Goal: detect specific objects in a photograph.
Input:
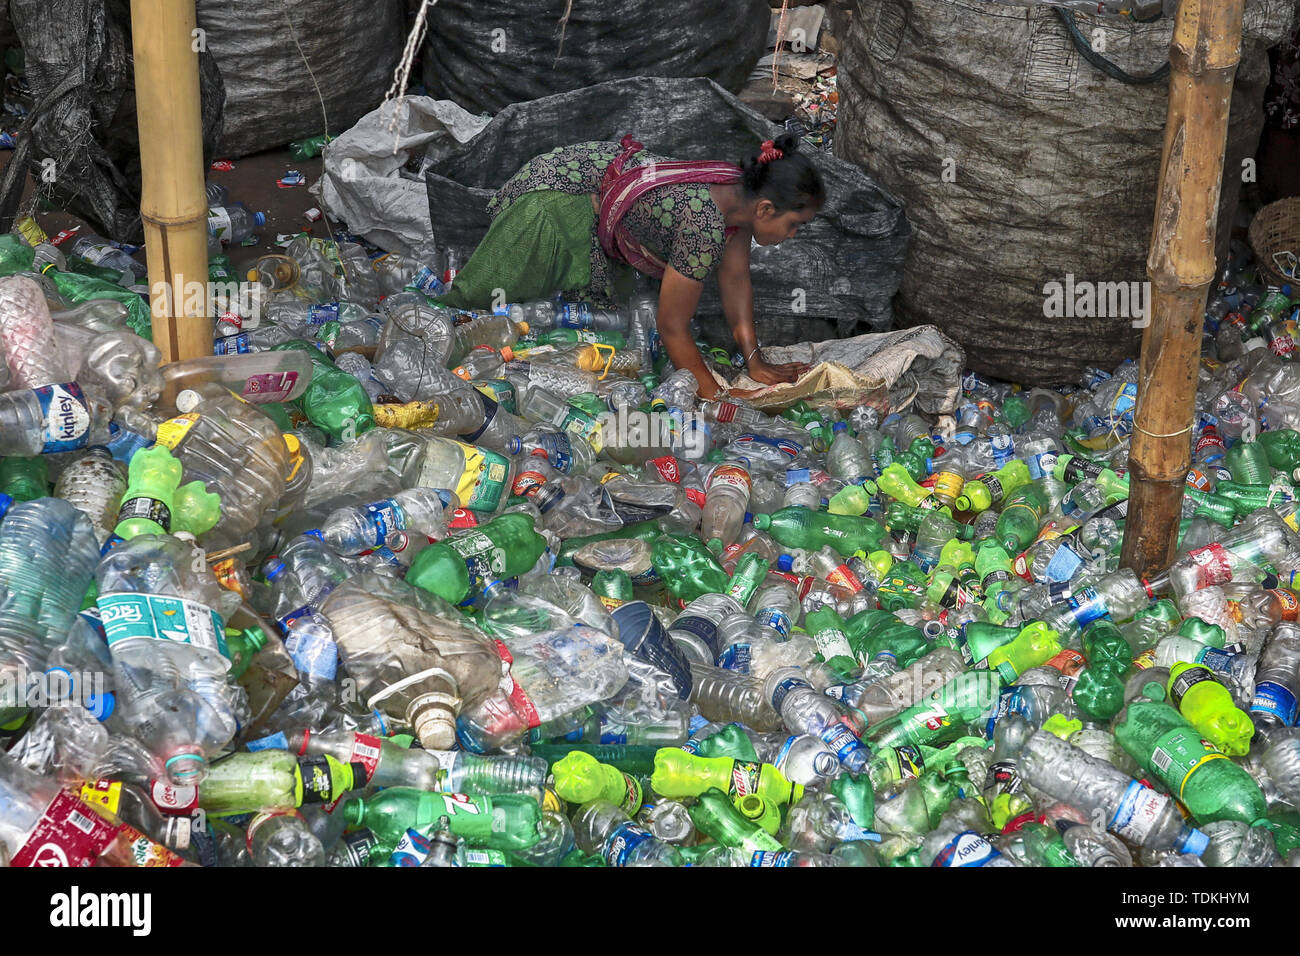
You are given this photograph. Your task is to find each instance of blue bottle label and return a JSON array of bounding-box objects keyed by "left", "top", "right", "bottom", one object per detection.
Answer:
[
  {"left": 670, "top": 614, "right": 722, "bottom": 659},
  {"left": 716, "top": 642, "right": 752, "bottom": 672},
  {"left": 363, "top": 499, "right": 407, "bottom": 546},
  {"left": 933, "top": 830, "right": 1000, "bottom": 867},
  {"left": 1043, "top": 544, "right": 1085, "bottom": 584},
  {"left": 284, "top": 628, "right": 339, "bottom": 680},
  {"left": 1067, "top": 587, "right": 1108, "bottom": 627},
  {"left": 603, "top": 821, "right": 654, "bottom": 867},
  {"left": 307, "top": 302, "right": 339, "bottom": 325},
  {"left": 214, "top": 333, "right": 251, "bottom": 354},
  {"left": 755, "top": 607, "right": 791, "bottom": 638},
  {"left": 1250, "top": 681, "right": 1299, "bottom": 725},
  {"left": 1027, "top": 452, "right": 1058, "bottom": 481},
  {"left": 246, "top": 731, "right": 290, "bottom": 752},
  {"left": 751, "top": 851, "right": 795, "bottom": 867},
  {"left": 770, "top": 676, "right": 810, "bottom": 712},
  {"left": 34, "top": 382, "right": 91, "bottom": 453}
]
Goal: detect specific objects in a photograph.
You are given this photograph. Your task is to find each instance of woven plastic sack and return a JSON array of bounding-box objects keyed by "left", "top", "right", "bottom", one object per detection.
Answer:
[
  {"left": 421, "top": 0, "right": 771, "bottom": 116},
  {"left": 837, "top": 0, "right": 1295, "bottom": 385},
  {"left": 195, "top": 0, "right": 407, "bottom": 159},
  {"left": 0, "top": 0, "right": 225, "bottom": 243}
]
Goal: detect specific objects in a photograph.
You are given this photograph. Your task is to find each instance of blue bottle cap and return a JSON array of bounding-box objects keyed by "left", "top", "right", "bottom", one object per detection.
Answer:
[
  {"left": 743, "top": 511, "right": 754, "bottom": 524},
  {"left": 777, "top": 554, "right": 795, "bottom": 573},
  {"left": 303, "top": 529, "right": 325, "bottom": 542},
  {"left": 264, "top": 557, "right": 286, "bottom": 581},
  {"left": 1177, "top": 826, "right": 1210, "bottom": 858},
  {"left": 254, "top": 211, "right": 267, "bottom": 226},
  {"left": 832, "top": 422, "right": 848, "bottom": 433}
]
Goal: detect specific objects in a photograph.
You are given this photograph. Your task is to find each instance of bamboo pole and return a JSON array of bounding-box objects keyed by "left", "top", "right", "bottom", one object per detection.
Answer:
[
  {"left": 130, "top": 0, "right": 211, "bottom": 362},
  {"left": 1120, "top": 0, "right": 1246, "bottom": 578}
]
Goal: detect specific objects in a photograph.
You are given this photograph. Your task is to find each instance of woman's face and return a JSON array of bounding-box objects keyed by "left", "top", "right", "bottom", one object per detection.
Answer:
[{"left": 752, "top": 200, "right": 819, "bottom": 246}]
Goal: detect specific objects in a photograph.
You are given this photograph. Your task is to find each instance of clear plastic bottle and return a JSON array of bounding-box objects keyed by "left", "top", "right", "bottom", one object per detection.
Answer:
[
  {"left": 700, "top": 462, "right": 752, "bottom": 549},
  {"left": 318, "top": 488, "right": 449, "bottom": 555},
  {"left": 246, "top": 810, "right": 324, "bottom": 867},
  {"left": 0, "top": 498, "right": 99, "bottom": 680},
  {"left": 153, "top": 381, "right": 290, "bottom": 550},
  {"left": 1251, "top": 623, "right": 1300, "bottom": 727},
  {"left": 53, "top": 446, "right": 126, "bottom": 545},
  {"left": 1020, "top": 730, "right": 1208, "bottom": 855},
  {"left": 0, "top": 275, "right": 70, "bottom": 388},
  {"left": 97, "top": 534, "right": 245, "bottom": 783},
  {"left": 688, "top": 662, "right": 784, "bottom": 732},
  {"left": 207, "top": 203, "right": 266, "bottom": 246},
  {"left": 763, "top": 666, "right": 869, "bottom": 772},
  {"left": 572, "top": 799, "right": 683, "bottom": 867}
]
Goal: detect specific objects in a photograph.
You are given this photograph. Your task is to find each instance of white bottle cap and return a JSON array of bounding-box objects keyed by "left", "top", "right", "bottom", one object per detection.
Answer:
[{"left": 176, "top": 389, "right": 201, "bottom": 413}]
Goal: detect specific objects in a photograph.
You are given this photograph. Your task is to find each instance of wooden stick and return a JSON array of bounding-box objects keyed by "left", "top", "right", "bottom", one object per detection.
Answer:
[
  {"left": 130, "top": 0, "right": 213, "bottom": 362},
  {"left": 1121, "top": 0, "right": 1247, "bottom": 578}
]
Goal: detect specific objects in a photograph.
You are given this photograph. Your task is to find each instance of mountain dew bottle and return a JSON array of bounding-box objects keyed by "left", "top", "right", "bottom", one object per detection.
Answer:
[
  {"left": 198, "top": 750, "right": 364, "bottom": 815},
  {"left": 115, "top": 444, "right": 182, "bottom": 538},
  {"left": 877, "top": 463, "right": 938, "bottom": 509},
  {"left": 1114, "top": 701, "right": 1267, "bottom": 825},
  {"left": 749, "top": 507, "right": 886, "bottom": 556},
  {"left": 867, "top": 669, "right": 1002, "bottom": 749},
  {"left": 690, "top": 788, "right": 782, "bottom": 852},
  {"left": 955, "top": 459, "right": 1030, "bottom": 513},
  {"left": 1166, "top": 662, "right": 1255, "bottom": 757},
  {"left": 551, "top": 751, "right": 642, "bottom": 813},
  {"left": 986, "top": 621, "right": 1061, "bottom": 684},
  {"left": 650, "top": 749, "right": 802, "bottom": 806},
  {"left": 804, "top": 606, "right": 857, "bottom": 676}
]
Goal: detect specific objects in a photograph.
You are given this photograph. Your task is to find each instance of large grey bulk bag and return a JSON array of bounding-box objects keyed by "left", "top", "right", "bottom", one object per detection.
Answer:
[
  {"left": 0, "top": 0, "right": 225, "bottom": 243},
  {"left": 837, "top": 0, "right": 1295, "bottom": 385},
  {"left": 196, "top": 0, "right": 406, "bottom": 159},
  {"left": 420, "top": 0, "right": 771, "bottom": 115},
  {"left": 423, "top": 76, "right": 911, "bottom": 346}
]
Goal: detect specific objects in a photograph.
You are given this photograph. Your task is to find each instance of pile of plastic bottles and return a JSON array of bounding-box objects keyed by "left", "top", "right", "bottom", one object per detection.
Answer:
[{"left": 2, "top": 219, "right": 1300, "bottom": 870}]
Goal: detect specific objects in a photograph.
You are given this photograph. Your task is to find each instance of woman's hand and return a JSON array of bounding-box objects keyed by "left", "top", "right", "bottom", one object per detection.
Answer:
[{"left": 745, "top": 357, "right": 810, "bottom": 387}]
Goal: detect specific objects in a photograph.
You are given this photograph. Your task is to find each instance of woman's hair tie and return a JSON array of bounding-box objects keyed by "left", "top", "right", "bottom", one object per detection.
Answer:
[{"left": 758, "top": 140, "right": 784, "bottom": 164}]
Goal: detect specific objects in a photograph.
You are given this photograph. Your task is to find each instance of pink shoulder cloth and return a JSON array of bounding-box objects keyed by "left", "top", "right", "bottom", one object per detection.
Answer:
[{"left": 597, "top": 135, "right": 741, "bottom": 279}]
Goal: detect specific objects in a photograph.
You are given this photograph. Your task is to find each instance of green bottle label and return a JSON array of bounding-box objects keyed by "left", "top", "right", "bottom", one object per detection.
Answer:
[
  {"left": 1147, "top": 726, "right": 1227, "bottom": 801},
  {"left": 813, "top": 625, "right": 854, "bottom": 663}
]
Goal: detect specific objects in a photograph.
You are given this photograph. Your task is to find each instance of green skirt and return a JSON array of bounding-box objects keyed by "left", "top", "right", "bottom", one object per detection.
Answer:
[{"left": 436, "top": 189, "right": 616, "bottom": 311}]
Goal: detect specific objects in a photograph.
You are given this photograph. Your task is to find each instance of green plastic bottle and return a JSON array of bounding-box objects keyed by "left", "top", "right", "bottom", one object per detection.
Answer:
[
  {"left": 527, "top": 743, "right": 660, "bottom": 776},
  {"left": 804, "top": 605, "right": 858, "bottom": 676},
  {"left": 693, "top": 724, "right": 759, "bottom": 762},
  {"left": 843, "top": 608, "right": 929, "bottom": 669},
  {"left": 1020, "top": 821, "right": 1082, "bottom": 867},
  {"left": 867, "top": 670, "right": 1002, "bottom": 749},
  {"left": 650, "top": 533, "right": 729, "bottom": 602},
  {"left": 591, "top": 569, "right": 634, "bottom": 611},
  {"left": 0, "top": 456, "right": 47, "bottom": 501},
  {"left": 1258, "top": 428, "right": 1300, "bottom": 475},
  {"left": 650, "top": 749, "right": 802, "bottom": 806},
  {"left": 1114, "top": 701, "right": 1267, "bottom": 825},
  {"left": 556, "top": 520, "right": 663, "bottom": 566},
  {"left": 198, "top": 750, "right": 363, "bottom": 815},
  {"left": 750, "top": 506, "right": 887, "bottom": 556},
  {"left": 688, "top": 787, "right": 782, "bottom": 852},
  {"left": 996, "top": 484, "right": 1048, "bottom": 553},
  {"left": 342, "top": 788, "right": 541, "bottom": 852},
  {"left": 407, "top": 512, "right": 548, "bottom": 604},
  {"left": 272, "top": 340, "right": 375, "bottom": 441},
  {"left": 956, "top": 459, "right": 1031, "bottom": 513},
  {"left": 724, "top": 552, "right": 770, "bottom": 606},
  {"left": 551, "top": 751, "right": 642, "bottom": 813}
]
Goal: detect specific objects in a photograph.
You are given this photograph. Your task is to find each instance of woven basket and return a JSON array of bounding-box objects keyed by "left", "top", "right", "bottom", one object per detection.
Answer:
[{"left": 1249, "top": 197, "right": 1300, "bottom": 287}]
